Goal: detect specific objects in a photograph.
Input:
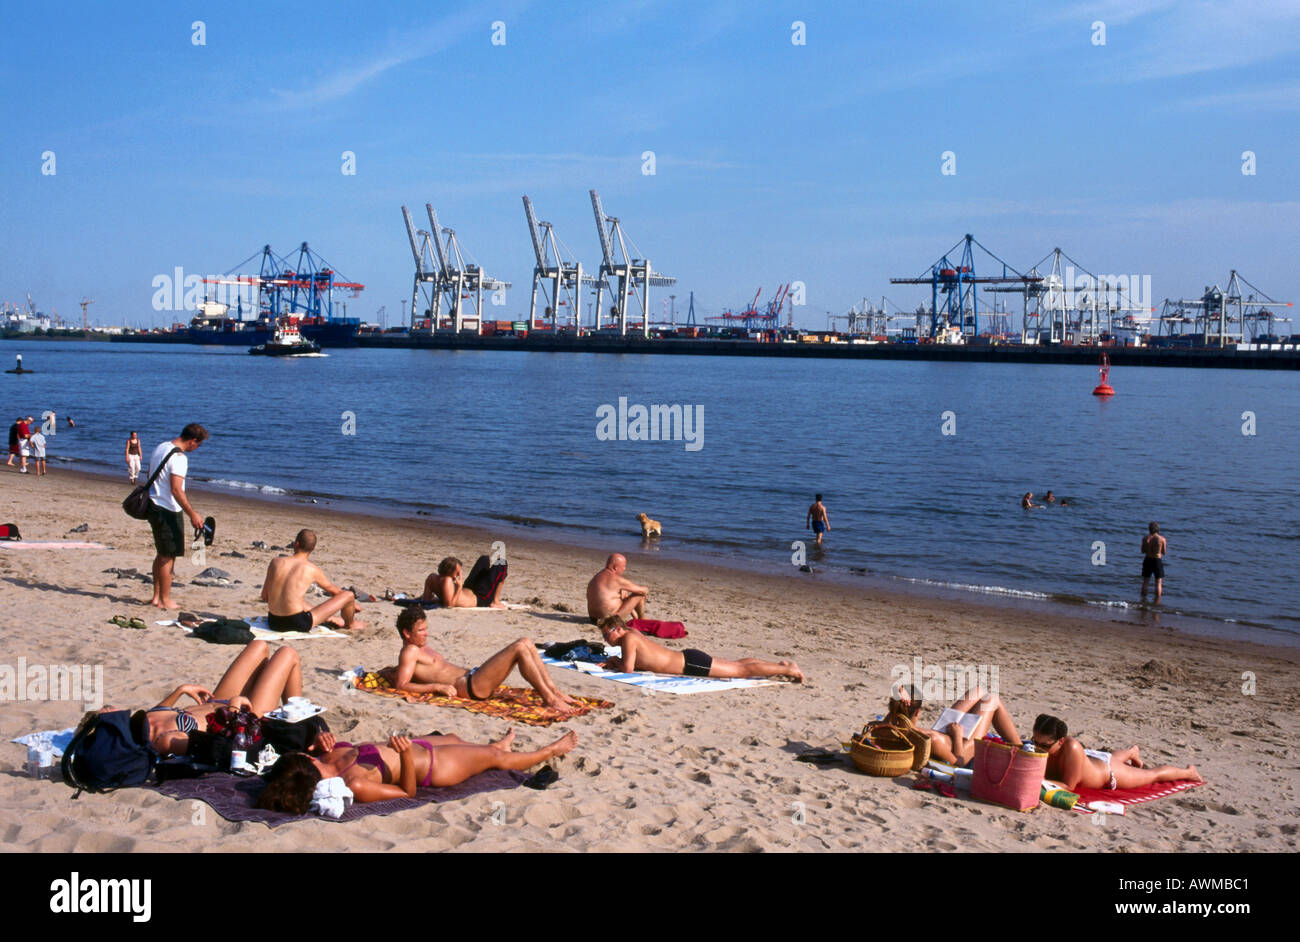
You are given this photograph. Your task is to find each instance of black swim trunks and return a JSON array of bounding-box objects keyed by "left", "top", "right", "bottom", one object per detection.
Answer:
[
  {"left": 464, "top": 554, "right": 507, "bottom": 607},
  {"left": 681, "top": 648, "right": 713, "bottom": 678},
  {"left": 1141, "top": 557, "right": 1165, "bottom": 579},
  {"left": 147, "top": 501, "right": 186, "bottom": 558},
  {"left": 463, "top": 667, "right": 491, "bottom": 700},
  {"left": 267, "top": 611, "right": 314, "bottom": 632}
]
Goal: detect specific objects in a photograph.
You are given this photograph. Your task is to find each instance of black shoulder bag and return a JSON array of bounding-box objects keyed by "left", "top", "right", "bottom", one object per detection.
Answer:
[{"left": 123, "top": 447, "right": 180, "bottom": 520}]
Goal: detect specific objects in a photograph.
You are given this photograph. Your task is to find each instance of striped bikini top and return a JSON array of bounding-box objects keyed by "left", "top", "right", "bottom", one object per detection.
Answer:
[{"left": 148, "top": 706, "right": 198, "bottom": 734}]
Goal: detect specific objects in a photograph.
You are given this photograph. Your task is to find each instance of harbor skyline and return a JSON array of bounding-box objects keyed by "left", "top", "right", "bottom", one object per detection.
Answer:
[{"left": 2, "top": 1, "right": 1298, "bottom": 328}]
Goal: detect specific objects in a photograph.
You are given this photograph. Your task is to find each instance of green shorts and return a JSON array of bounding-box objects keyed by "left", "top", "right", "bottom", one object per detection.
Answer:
[{"left": 147, "top": 502, "right": 186, "bottom": 558}]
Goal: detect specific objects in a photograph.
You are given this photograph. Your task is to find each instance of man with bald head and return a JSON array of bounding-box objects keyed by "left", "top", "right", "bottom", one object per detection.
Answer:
[
  {"left": 261, "top": 528, "right": 365, "bottom": 631},
  {"left": 586, "top": 553, "right": 650, "bottom": 624}
]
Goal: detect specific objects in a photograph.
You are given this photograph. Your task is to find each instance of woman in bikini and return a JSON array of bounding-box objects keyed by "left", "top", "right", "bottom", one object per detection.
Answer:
[
  {"left": 1030, "top": 714, "right": 1202, "bottom": 792},
  {"left": 256, "top": 728, "right": 578, "bottom": 812},
  {"left": 125, "top": 640, "right": 304, "bottom": 757},
  {"left": 885, "top": 683, "right": 1023, "bottom": 766}
]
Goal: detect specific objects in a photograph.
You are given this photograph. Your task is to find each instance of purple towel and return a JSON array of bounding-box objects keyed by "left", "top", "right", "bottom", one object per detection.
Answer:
[{"left": 149, "top": 770, "right": 526, "bottom": 828}]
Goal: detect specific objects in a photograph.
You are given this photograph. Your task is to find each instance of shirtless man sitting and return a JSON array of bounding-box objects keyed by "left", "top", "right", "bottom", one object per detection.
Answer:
[
  {"left": 597, "top": 616, "right": 803, "bottom": 682},
  {"left": 383, "top": 607, "right": 581, "bottom": 713},
  {"left": 586, "top": 553, "right": 649, "bottom": 624},
  {"left": 260, "top": 529, "right": 364, "bottom": 631}
]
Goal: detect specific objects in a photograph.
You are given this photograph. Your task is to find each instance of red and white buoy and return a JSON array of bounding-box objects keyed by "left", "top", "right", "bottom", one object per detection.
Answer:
[{"left": 1092, "top": 352, "right": 1115, "bottom": 397}]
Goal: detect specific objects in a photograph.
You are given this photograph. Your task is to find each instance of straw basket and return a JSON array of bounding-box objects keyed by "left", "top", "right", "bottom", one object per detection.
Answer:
[
  {"left": 885, "top": 712, "right": 932, "bottom": 771},
  {"left": 849, "top": 723, "right": 915, "bottom": 777}
]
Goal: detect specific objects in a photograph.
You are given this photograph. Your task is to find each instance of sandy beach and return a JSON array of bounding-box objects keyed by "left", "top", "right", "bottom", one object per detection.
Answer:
[{"left": 1, "top": 468, "right": 1296, "bottom": 853}]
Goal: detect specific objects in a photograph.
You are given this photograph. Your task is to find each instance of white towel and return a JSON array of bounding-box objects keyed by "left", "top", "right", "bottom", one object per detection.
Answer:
[{"left": 310, "top": 777, "right": 354, "bottom": 819}]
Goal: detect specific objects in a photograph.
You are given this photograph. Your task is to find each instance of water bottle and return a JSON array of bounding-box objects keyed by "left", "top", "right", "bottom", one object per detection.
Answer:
[{"left": 231, "top": 726, "right": 248, "bottom": 772}]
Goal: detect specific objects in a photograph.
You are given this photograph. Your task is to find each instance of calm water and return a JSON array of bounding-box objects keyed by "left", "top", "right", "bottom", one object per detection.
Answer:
[{"left": 5, "top": 340, "right": 1298, "bottom": 639}]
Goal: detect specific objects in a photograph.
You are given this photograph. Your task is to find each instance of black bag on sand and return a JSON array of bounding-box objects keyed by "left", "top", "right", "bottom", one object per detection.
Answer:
[
  {"left": 261, "top": 715, "right": 330, "bottom": 755},
  {"left": 0, "top": 522, "right": 20, "bottom": 541},
  {"left": 123, "top": 447, "right": 180, "bottom": 520},
  {"left": 191, "top": 618, "right": 254, "bottom": 645},
  {"left": 61, "top": 710, "right": 156, "bottom": 795}
]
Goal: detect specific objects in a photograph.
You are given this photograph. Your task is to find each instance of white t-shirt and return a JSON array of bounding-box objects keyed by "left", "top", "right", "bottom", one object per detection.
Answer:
[
  {"left": 147, "top": 441, "right": 189, "bottom": 512},
  {"left": 29, "top": 432, "right": 46, "bottom": 458}
]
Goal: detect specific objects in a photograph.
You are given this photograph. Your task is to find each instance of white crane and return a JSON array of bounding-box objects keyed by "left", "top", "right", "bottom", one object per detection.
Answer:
[
  {"left": 401, "top": 206, "right": 439, "bottom": 330},
  {"left": 589, "top": 189, "right": 675, "bottom": 338},
  {"left": 523, "top": 195, "right": 595, "bottom": 330},
  {"left": 424, "top": 203, "right": 511, "bottom": 334}
]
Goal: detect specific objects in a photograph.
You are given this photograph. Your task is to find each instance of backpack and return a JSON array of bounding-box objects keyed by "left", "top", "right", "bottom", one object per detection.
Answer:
[
  {"left": 0, "top": 522, "right": 20, "bottom": 541},
  {"left": 61, "top": 710, "right": 156, "bottom": 795}
]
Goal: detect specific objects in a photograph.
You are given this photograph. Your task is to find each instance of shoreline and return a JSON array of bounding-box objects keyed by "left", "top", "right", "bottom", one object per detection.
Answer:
[
  {"left": 42, "top": 463, "right": 1300, "bottom": 652},
  {"left": 1, "top": 467, "right": 1296, "bottom": 852}
]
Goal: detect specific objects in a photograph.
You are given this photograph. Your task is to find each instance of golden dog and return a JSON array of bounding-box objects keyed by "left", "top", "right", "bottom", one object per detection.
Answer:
[{"left": 637, "top": 512, "right": 662, "bottom": 538}]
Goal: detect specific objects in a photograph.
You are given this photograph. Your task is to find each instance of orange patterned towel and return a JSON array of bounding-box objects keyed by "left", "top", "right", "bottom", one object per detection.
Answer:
[{"left": 354, "top": 671, "right": 613, "bottom": 727}]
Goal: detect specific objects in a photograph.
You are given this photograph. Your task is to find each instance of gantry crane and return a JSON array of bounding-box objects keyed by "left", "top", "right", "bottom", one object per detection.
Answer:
[
  {"left": 523, "top": 196, "right": 595, "bottom": 329},
  {"left": 890, "top": 234, "right": 1041, "bottom": 340},
  {"left": 1176, "top": 270, "right": 1292, "bottom": 347},
  {"left": 401, "top": 206, "right": 440, "bottom": 328},
  {"left": 413, "top": 204, "right": 512, "bottom": 333},
  {"left": 590, "top": 189, "right": 676, "bottom": 337},
  {"left": 201, "top": 243, "right": 364, "bottom": 324}
]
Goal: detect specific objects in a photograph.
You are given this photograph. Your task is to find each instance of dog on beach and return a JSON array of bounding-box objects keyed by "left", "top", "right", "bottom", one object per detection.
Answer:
[{"left": 637, "top": 513, "right": 662, "bottom": 538}]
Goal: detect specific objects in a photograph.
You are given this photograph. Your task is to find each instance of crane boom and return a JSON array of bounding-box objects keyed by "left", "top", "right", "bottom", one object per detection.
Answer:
[
  {"left": 590, "top": 189, "right": 614, "bottom": 268},
  {"left": 401, "top": 206, "right": 424, "bottom": 273},
  {"left": 425, "top": 204, "right": 449, "bottom": 275},
  {"left": 522, "top": 196, "right": 546, "bottom": 267}
]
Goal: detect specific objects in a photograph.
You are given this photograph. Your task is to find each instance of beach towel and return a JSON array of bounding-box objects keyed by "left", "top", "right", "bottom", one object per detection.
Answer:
[
  {"left": 148, "top": 768, "right": 527, "bottom": 827},
  {"left": 157, "top": 616, "right": 347, "bottom": 640},
  {"left": 539, "top": 648, "right": 788, "bottom": 695},
  {"left": 1072, "top": 779, "right": 1205, "bottom": 812},
  {"left": 627, "top": 618, "right": 687, "bottom": 639},
  {"left": 0, "top": 541, "right": 110, "bottom": 550},
  {"left": 351, "top": 670, "right": 613, "bottom": 726}
]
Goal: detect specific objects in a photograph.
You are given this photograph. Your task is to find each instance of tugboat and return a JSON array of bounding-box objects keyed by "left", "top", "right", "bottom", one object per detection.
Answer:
[{"left": 248, "top": 316, "right": 322, "bottom": 357}]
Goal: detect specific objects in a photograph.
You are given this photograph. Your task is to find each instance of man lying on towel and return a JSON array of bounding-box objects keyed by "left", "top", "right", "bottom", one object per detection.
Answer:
[
  {"left": 382, "top": 607, "right": 582, "bottom": 714},
  {"left": 597, "top": 616, "right": 804, "bottom": 682},
  {"left": 261, "top": 529, "right": 365, "bottom": 631},
  {"left": 421, "top": 554, "right": 508, "bottom": 608}
]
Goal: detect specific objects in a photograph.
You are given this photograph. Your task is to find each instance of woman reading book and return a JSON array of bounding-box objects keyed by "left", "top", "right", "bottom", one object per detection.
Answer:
[{"left": 886, "top": 684, "right": 1023, "bottom": 766}]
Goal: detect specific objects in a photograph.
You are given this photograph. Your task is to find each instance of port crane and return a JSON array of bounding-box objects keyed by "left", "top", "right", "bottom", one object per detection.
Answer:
[
  {"left": 890, "top": 234, "right": 1042, "bottom": 340},
  {"left": 590, "top": 189, "right": 676, "bottom": 337},
  {"left": 401, "top": 206, "right": 440, "bottom": 327},
  {"left": 422, "top": 204, "right": 511, "bottom": 334},
  {"left": 1174, "top": 270, "right": 1292, "bottom": 347},
  {"left": 523, "top": 196, "right": 595, "bottom": 330},
  {"left": 201, "top": 244, "right": 364, "bottom": 323}
]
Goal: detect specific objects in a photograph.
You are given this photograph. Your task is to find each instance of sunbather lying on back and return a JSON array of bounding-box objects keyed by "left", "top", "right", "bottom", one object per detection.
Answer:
[
  {"left": 109, "top": 640, "right": 310, "bottom": 757},
  {"left": 885, "top": 683, "right": 1023, "bottom": 767},
  {"left": 597, "top": 616, "right": 803, "bottom": 682},
  {"left": 380, "top": 607, "right": 582, "bottom": 714},
  {"left": 1030, "top": 714, "right": 1202, "bottom": 792},
  {"left": 256, "top": 728, "right": 577, "bottom": 812}
]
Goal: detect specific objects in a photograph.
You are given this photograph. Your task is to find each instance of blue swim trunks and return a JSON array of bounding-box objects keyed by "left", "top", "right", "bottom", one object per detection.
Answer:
[{"left": 812, "top": 520, "right": 827, "bottom": 534}]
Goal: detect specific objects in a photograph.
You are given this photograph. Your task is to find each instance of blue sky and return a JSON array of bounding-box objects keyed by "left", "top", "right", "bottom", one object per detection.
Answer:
[{"left": 1, "top": 0, "right": 1297, "bottom": 329}]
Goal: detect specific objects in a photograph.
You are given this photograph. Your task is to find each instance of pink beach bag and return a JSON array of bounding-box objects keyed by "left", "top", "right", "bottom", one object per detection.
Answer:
[{"left": 970, "top": 739, "right": 1047, "bottom": 812}]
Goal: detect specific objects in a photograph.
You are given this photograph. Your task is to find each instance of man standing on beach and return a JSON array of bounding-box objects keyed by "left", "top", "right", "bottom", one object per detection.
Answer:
[
  {"left": 1140, "top": 522, "right": 1167, "bottom": 602},
  {"left": 587, "top": 553, "right": 649, "bottom": 624},
  {"left": 806, "top": 494, "right": 830, "bottom": 545},
  {"left": 14, "top": 416, "right": 31, "bottom": 473},
  {"left": 6, "top": 418, "right": 19, "bottom": 469},
  {"left": 28, "top": 426, "right": 46, "bottom": 476},
  {"left": 261, "top": 529, "right": 364, "bottom": 630},
  {"left": 146, "top": 423, "right": 208, "bottom": 610}
]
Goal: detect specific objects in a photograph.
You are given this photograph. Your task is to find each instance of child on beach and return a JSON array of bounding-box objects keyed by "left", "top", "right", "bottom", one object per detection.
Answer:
[
  {"left": 256, "top": 728, "right": 577, "bottom": 811},
  {"left": 383, "top": 607, "right": 583, "bottom": 713}
]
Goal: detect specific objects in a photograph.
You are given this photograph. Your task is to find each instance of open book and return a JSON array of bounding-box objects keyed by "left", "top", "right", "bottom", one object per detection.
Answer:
[{"left": 932, "top": 708, "right": 980, "bottom": 738}]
